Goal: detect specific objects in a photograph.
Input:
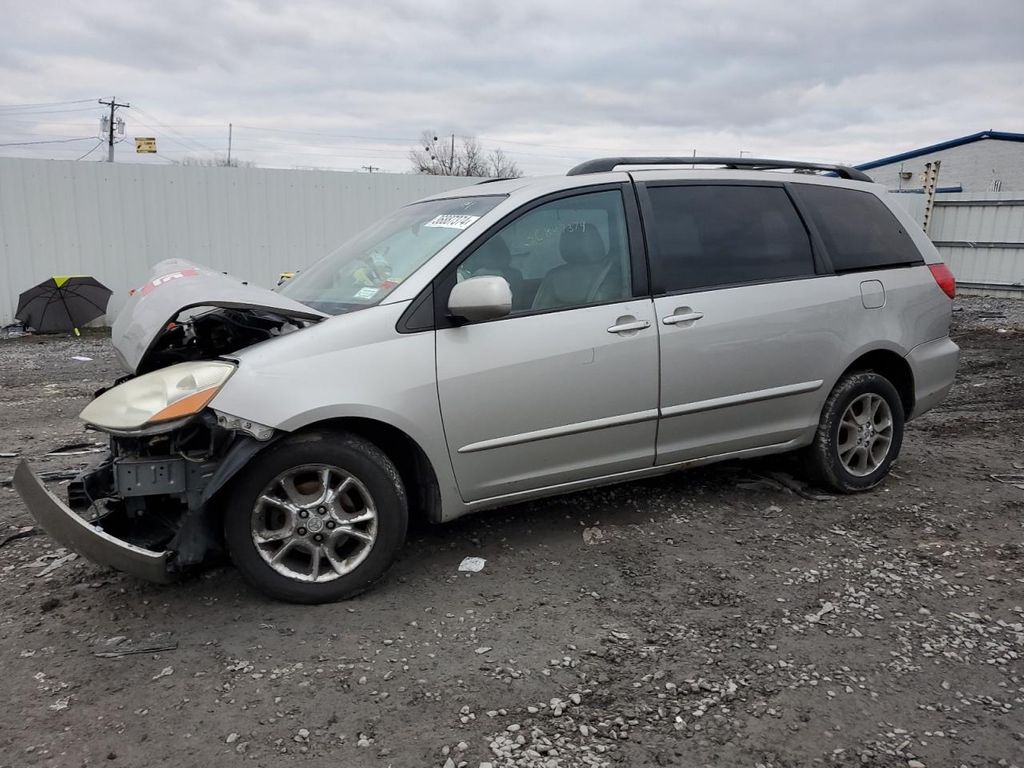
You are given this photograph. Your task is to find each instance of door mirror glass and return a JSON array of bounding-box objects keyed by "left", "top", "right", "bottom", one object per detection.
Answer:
[{"left": 447, "top": 276, "right": 512, "bottom": 323}]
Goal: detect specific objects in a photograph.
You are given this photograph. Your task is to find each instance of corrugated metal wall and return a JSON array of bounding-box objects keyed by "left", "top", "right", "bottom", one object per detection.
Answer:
[
  {"left": 0, "top": 158, "right": 478, "bottom": 325},
  {"left": 889, "top": 191, "right": 1024, "bottom": 293}
]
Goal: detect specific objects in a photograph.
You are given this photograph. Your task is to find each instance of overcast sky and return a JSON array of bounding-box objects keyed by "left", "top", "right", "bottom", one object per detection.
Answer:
[{"left": 1, "top": 0, "right": 1022, "bottom": 175}]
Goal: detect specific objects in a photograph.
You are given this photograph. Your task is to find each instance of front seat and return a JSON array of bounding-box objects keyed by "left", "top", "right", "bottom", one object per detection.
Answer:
[
  {"left": 470, "top": 235, "right": 525, "bottom": 305},
  {"left": 531, "top": 223, "right": 612, "bottom": 310}
]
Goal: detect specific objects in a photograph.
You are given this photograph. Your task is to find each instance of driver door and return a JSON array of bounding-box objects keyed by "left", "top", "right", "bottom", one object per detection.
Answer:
[{"left": 434, "top": 186, "right": 660, "bottom": 502}]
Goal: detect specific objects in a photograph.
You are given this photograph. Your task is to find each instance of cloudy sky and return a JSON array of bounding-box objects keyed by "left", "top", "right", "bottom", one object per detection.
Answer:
[{"left": 1, "top": 0, "right": 1022, "bottom": 175}]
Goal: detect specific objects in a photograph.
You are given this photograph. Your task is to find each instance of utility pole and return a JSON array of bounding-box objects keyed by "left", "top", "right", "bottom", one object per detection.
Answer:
[
  {"left": 450, "top": 133, "right": 455, "bottom": 174},
  {"left": 227, "top": 123, "right": 233, "bottom": 167},
  {"left": 361, "top": 165, "right": 381, "bottom": 173},
  {"left": 98, "top": 97, "right": 129, "bottom": 163}
]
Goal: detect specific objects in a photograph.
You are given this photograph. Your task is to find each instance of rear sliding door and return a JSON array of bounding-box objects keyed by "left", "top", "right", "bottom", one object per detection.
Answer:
[{"left": 636, "top": 181, "right": 851, "bottom": 464}]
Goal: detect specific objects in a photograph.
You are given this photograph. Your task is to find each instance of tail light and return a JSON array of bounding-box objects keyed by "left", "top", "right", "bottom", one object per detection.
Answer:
[{"left": 928, "top": 263, "right": 956, "bottom": 299}]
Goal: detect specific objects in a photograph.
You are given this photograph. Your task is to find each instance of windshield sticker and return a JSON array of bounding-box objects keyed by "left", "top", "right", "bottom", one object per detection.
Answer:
[
  {"left": 424, "top": 214, "right": 481, "bottom": 230},
  {"left": 354, "top": 286, "right": 379, "bottom": 300}
]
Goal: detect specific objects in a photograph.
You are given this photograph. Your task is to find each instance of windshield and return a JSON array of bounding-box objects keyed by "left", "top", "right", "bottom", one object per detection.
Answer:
[{"left": 278, "top": 195, "right": 504, "bottom": 314}]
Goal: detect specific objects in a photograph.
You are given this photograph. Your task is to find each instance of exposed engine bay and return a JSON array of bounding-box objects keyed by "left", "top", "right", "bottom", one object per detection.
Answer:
[{"left": 136, "top": 306, "right": 313, "bottom": 374}]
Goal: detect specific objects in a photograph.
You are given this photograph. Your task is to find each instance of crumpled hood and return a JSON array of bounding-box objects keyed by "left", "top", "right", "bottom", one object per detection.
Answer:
[{"left": 112, "top": 259, "right": 326, "bottom": 373}]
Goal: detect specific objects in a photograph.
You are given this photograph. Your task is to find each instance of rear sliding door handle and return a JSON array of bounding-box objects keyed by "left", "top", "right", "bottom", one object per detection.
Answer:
[
  {"left": 606, "top": 319, "right": 651, "bottom": 334},
  {"left": 662, "top": 311, "right": 704, "bottom": 325}
]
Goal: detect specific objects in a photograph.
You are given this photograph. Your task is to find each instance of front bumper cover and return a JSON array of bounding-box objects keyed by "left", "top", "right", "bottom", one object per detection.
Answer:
[{"left": 13, "top": 460, "right": 172, "bottom": 583}]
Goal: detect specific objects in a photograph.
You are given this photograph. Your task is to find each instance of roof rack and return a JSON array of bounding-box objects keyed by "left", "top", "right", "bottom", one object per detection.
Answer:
[{"left": 566, "top": 156, "right": 872, "bottom": 182}]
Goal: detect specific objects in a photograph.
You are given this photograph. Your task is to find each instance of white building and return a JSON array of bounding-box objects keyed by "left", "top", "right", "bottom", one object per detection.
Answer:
[{"left": 856, "top": 130, "right": 1024, "bottom": 193}]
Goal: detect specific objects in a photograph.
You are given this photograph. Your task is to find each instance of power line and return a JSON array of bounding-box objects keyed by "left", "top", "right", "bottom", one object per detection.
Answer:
[
  {"left": 0, "top": 106, "right": 100, "bottom": 117},
  {"left": 0, "top": 99, "right": 95, "bottom": 110},
  {"left": 132, "top": 105, "right": 216, "bottom": 153},
  {"left": 234, "top": 125, "right": 419, "bottom": 143},
  {"left": 75, "top": 139, "right": 105, "bottom": 160},
  {"left": 0, "top": 136, "right": 95, "bottom": 147}
]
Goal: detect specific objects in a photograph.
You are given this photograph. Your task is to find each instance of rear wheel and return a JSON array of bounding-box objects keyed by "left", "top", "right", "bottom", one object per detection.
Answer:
[
  {"left": 224, "top": 432, "right": 407, "bottom": 603},
  {"left": 803, "top": 372, "right": 905, "bottom": 493}
]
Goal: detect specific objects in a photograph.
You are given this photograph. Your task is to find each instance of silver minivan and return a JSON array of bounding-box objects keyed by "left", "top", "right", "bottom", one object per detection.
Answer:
[{"left": 14, "top": 157, "right": 960, "bottom": 603}]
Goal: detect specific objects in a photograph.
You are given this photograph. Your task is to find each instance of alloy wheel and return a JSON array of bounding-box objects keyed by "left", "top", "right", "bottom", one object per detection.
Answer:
[
  {"left": 837, "top": 393, "right": 894, "bottom": 477},
  {"left": 251, "top": 464, "right": 378, "bottom": 583}
]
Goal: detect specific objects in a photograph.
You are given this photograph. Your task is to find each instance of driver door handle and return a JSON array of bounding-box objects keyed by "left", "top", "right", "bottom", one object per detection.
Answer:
[{"left": 606, "top": 319, "right": 651, "bottom": 334}]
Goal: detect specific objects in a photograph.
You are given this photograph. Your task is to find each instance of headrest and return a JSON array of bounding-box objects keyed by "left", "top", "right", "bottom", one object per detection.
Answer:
[
  {"left": 473, "top": 235, "right": 512, "bottom": 268},
  {"left": 559, "top": 223, "right": 606, "bottom": 265}
]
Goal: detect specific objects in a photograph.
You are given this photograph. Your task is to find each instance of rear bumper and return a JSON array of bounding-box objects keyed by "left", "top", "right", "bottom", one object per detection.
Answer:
[
  {"left": 12, "top": 460, "right": 172, "bottom": 583},
  {"left": 906, "top": 336, "right": 960, "bottom": 419}
]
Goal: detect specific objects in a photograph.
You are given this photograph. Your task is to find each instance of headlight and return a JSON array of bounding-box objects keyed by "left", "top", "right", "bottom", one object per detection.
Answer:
[{"left": 80, "top": 361, "right": 236, "bottom": 434}]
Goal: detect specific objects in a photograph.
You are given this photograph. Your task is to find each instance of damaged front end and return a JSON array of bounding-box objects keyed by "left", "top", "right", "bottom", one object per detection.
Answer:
[
  {"left": 14, "top": 260, "right": 322, "bottom": 582},
  {"left": 13, "top": 415, "right": 261, "bottom": 582}
]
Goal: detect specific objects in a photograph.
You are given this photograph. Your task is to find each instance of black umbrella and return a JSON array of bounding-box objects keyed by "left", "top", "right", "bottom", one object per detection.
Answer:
[{"left": 15, "top": 276, "right": 113, "bottom": 335}]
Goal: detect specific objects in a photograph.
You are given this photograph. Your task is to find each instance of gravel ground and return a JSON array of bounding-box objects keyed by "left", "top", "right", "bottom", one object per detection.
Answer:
[{"left": 0, "top": 296, "right": 1022, "bottom": 768}]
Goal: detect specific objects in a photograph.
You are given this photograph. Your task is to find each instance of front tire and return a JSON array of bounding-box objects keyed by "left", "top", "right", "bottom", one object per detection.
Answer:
[
  {"left": 803, "top": 372, "right": 905, "bottom": 493},
  {"left": 224, "top": 431, "right": 407, "bottom": 603}
]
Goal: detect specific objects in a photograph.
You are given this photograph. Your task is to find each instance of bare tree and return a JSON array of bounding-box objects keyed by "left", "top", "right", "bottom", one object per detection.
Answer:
[
  {"left": 179, "top": 153, "right": 255, "bottom": 168},
  {"left": 410, "top": 132, "right": 522, "bottom": 178}
]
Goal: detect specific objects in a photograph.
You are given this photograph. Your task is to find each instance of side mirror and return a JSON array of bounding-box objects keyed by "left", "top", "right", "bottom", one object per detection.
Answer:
[{"left": 447, "top": 276, "right": 512, "bottom": 323}]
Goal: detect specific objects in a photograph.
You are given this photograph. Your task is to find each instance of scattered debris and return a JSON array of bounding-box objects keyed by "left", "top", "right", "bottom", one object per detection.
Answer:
[
  {"left": 582, "top": 526, "right": 605, "bottom": 545},
  {"left": 151, "top": 666, "right": 174, "bottom": 681},
  {"left": 0, "top": 322, "right": 29, "bottom": 338},
  {"left": 989, "top": 473, "right": 1024, "bottom": 489},
  {"left": 94, "top": 641, "right": 179, "bottom": 658},
  {"left": 48, "top": 696, "right": 71, "bottom": 712},
  {"left": 46, "top": 441, "right": 104, "bottom": 456},
  {"left": 36, "top": 552, "right": 78, "bottom": 577},
  {"left": 458, "top": 556, "right": 487, "bottom": 573},
  {"left": 70, "top": 356, "right": 93, "bottom": 362},
  {"left": 3, "top": 469, "right": 79, "bottom": 487},
  {"left": 0, "top": 526, "right": 39, "bottom": 548},
  {"left": 760, "top": 471, "right": 835, "bottom": 501},
  {"left": 0, "top": 452, "right": 18, "bottom": 458},
  {"left": 474, "top": 646, "right": 492, "bottom": 655},
  {"left": 804, "top": 600, "right": 836, "bottom": 624}
]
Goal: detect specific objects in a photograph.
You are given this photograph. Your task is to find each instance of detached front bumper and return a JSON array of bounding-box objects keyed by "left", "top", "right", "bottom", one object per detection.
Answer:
[{"left": 12, "top": 460, "right": 172, "bottom": 583}]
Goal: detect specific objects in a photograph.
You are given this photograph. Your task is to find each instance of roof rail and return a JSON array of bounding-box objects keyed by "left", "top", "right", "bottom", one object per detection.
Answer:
[{"left": 566, "top": 156, "right": 873, "bottom": 182}]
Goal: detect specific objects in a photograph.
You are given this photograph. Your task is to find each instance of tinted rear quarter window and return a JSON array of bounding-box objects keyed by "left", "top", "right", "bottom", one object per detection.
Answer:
[
  {"left": 794, "top": 185, "right": 923, "bottom": 272},
  {"left": 645, "top": 185, "right": 815, "bottom": 293}
]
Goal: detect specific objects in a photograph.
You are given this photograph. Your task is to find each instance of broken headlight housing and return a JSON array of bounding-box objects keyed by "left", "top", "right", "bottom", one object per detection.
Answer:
[{"left": 80, "top": 361, "right": 236, "bottom": 435}]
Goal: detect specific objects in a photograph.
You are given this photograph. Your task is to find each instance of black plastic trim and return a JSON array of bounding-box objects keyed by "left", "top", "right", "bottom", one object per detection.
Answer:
[{"left": 396, "top": 286, "right": 435, "bottom": 334}]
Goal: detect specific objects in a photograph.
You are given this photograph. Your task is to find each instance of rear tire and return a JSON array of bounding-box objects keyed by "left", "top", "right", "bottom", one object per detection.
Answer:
[
  {"left": 224, "top": 431, "right": 407, "bottom": 603},
  {"left": 803, "top": 372, "right": 905, "bottom": 493}
]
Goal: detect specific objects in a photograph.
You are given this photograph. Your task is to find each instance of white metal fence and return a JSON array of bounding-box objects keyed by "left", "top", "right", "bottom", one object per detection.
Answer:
[
  {"left": 888, "top": 191, "right": 1024, "bottom": 295},
  {"left": 0, "top": 159, "right": 478, "bottom": 325}
]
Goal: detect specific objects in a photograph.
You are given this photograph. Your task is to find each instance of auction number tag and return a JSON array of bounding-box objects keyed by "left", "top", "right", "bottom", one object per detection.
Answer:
[{"left": 424, "top": 214, "right": 480, "bottom": 230}]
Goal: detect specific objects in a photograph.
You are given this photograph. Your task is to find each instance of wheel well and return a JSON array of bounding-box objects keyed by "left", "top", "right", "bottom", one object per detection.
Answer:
[
  {"left": 840, "top": 350, "right": 915, "bottom": 415},
  {"left": 295, "top": 418, "right": 443, "bottom": 525}
]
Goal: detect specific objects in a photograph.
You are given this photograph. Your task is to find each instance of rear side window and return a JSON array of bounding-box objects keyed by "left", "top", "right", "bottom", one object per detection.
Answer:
[
  {"left": 794, "top": 185, "right": 923, "bottom": 272},
  {"left": 645, "top": 185, "right": 815, "bottom": 293}
]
